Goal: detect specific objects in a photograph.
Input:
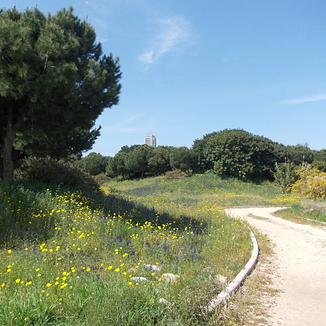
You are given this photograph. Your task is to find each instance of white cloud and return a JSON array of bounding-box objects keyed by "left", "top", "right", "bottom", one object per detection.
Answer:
[
  {"left": 104, "top": 114, "right": 148, "bottom": 133},
  {"left": 280, "top": 93, "right": 326, "bottom": 105},
  {"left": 139, "top": 16, "right": 194, "bottom": 64}
]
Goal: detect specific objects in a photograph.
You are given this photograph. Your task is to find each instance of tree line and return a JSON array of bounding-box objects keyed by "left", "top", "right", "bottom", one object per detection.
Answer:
[{"left": 78, "top": 129, "right": 326, "bottom": 183}]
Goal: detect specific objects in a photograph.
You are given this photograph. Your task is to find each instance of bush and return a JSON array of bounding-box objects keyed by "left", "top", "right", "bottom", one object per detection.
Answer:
[
  {"left": 286, "top": 144, "right": 315, "bottom": 165},
  {"left": 273, "top": 162, "right": 299, "bottom": 193},
  {"left": 290, "top": 166, "right": 326, "bottom": 199},
  {"left": 15, "top": 156, "right": 99, "bottom": 191},
  {"left": 93, "top": 173, "right": 111, "bottom": 185},
  {"left": 312, "top": 160, "right": 326, "bottom": 173},
  {"left": 75, "top": 152, "right": 109, "bottom": 176},
  {"left": 193, "top": 129, "right": 286, "bottom": 181},
  {"left": 165, "top": 169, "right": 188, "bottom": 180}
]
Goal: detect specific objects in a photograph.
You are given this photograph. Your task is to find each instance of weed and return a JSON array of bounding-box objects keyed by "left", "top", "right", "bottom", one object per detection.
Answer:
[
  {"left": 0, "top": 176, "right": 252, "bottom": 325},
  {"left": 0, "top": 173, "right": 297, "bottom": 325}
]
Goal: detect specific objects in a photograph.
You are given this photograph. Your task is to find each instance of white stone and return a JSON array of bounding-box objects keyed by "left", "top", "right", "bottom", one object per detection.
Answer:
[
  {"left": 161, "top": 273, "right": 180, "bottom": 282},
  {"left": 144, "top": 264, "right": 161, "bottom": 272},
  {"left": 130, "top": 277, "right": 148, "bottom": 282},
  {"left": 216, "top": 274, "right": 228, "bottom": 284}
]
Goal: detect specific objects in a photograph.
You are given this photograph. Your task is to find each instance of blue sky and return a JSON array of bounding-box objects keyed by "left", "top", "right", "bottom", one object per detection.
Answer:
[{"left": 8, "top": 0, "right": 326, "bottom": 156}]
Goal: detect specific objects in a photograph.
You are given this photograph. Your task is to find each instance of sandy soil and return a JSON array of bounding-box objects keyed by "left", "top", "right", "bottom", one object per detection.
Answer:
[{"left": 225, "top": 207, "right": 326, "bottom": 326}]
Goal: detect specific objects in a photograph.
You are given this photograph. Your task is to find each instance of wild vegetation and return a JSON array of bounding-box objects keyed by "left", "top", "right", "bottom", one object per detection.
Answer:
[
  {"left": 290, "top": 166, "right": 326, "bottom": 199},
  {"left": 1, "top": 5, "right": 326, "bottom": 326},
  {"left": 2, "top": 165, "right": 326, "bottom": 325},
  {"left": 0, "top": 173, "right": 281, "bottom": 326},
  {"left": 275, "top": 201, "right": 326, "bottom": 224}
]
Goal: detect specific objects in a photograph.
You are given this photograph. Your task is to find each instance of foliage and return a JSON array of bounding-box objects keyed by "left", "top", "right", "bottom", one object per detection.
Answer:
[
  {"left": 75, "top": 152, "right": 109, "bottom": 176},
  {"left": 106, "top": 151, "right": 130, "bottom": 179},
  {"left": 14, "top": 127, "right": 102, "bottom": 159},
  {"left": 104, "top": 130, "right": 326, "bottom": 182},
  {"left": 15, "top": 156, "right": 99, "bottom": 191},
  {"left": 169, "top": 146, "right": 195, "bottom": 172},
  {"left": 313, "top": 149, "right": 326, "bottom": 162},
  {"left": 93, "top": 173, "right": 111, "bottom": 185},
  {"left": 192, "top": 129, "right": 286, "bottom": 181},
  {"left": 273, "top": 162, "right": 299, "bottom": 193},
  {"left": 312, "top": 160, "right": 326, "bottom": 173},
  {"left": 106, "top": 145, "right": 193, "bottom": 180},
  {"left": 0, "top": 176, "right": 254, "bottom": 325},
  {"left": 0, "top": 7, "right": 121, "bottom": 181},
  {"left": 148, "top": 146, "right": 172, "bottom": 175},
  {"left": 124, "top": 145, "right": 153, "bottom": 178},
  {"left": 191, "top": 138, "right": 208, "bottom": 174},
  {"left": 285, "top": 144, "right": 315, "bottom": 165},
  {"left": 290, "top": 166, "right": 326, "bottom": 199}
]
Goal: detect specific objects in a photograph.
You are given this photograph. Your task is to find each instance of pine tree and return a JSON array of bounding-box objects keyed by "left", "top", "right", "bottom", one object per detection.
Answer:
[{"left": 0, "top": 7, "right": 121, "bottom": 181}]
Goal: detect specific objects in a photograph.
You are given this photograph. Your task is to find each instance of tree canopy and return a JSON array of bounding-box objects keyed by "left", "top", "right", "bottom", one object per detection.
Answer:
[
  {"left": 192, "top": 129, "right": 286, "bottom": 181},
  {"left": 74, "top": 152, "right": 109, "bottom": 176},
  {"left": 285, "top": 144, "right": 315, "bottom": 165},
  {"left": 0, "top": 7, "right": 121, "bottom": 181}
]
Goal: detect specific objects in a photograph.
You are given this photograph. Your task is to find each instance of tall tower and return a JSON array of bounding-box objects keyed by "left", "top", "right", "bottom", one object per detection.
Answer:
[{"left": 144, "top": 134, "right": 156, "bottom": 147}]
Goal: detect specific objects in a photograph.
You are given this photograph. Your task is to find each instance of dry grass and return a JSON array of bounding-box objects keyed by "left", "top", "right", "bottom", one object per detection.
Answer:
[{"left": 302, "top": 199, "right": 326, "bottom": 213}]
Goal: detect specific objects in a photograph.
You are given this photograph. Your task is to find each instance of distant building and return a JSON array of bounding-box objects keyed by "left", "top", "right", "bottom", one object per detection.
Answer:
[{"left": 144, "top": 134, "right": 156, "bottom": 147}]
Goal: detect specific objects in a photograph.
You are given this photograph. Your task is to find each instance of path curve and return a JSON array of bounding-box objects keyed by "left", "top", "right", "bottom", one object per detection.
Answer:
[{"left": 225, "top": 207, "right": 326, "bottom": 326}]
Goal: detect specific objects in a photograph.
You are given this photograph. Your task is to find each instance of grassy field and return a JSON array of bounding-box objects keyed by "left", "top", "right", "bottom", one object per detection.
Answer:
[
  {"left": 0, "top": 174, "right": 300, "bottom": 325},
  {"left": 105, "top": 173, "right": 300, "bottom": 209}
]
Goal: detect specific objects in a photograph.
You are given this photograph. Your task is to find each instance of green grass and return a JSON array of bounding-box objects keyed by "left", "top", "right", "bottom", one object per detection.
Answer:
[
  {"left": 274, "top": 202, "right": 326, "bottom": 224},
  {"left": 0, "top": 174, "right": 301, "bottom": 325},
  {"left": 105, "top": 173, "right": 300, "bottom": 210},
  {"left": 0, "top": 179, "right": 243, "bottom": 325}
]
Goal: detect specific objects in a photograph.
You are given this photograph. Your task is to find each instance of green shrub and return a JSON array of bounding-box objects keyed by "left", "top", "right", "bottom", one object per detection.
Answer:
[
  {"left": 193, "top": 129, "right": 286, "bottom": 181},
  {"left": 15, "top": 156, "right": 99, "bottom": 191},
  {"left": 75, "top": 152, "right": 109, "bottom": 176},
  {"left": 312, "top": 160, "right": 326, "bottom": 173},
  {"left": 273, "top": 162, "right": 299, "bottom": 193},
  {"left": 286, "top": 144, "right": 315, "bottom": 165}
]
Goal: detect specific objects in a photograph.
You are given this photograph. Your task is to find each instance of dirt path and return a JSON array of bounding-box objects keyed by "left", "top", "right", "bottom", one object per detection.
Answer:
[{"left": 225, "top": 207, "right": 326, "bottom": 326}]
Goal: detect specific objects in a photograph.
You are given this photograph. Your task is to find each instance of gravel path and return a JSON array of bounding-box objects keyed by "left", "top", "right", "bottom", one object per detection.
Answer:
[{"left": 225, "top": 207, "right": 326, "bottom": 326}]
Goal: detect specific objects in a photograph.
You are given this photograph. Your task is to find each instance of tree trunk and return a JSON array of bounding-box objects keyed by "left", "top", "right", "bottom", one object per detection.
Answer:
[{"left": 1, "top": 103, "right": 16, "bottom": 182}]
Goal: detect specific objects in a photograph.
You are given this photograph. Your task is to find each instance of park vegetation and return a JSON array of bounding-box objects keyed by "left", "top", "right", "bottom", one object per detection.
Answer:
[
  {"left": 1, "top": 5, "right": 326, "bottom": 326},
  {"left": 0, "top": 6, "right": 121, "bottom": 181},
  {"left": 0, "top": 170, "right": 303, "bottom": 326},
  {"left": 81, "top": 129, "right": 326, "bottom": 187}
]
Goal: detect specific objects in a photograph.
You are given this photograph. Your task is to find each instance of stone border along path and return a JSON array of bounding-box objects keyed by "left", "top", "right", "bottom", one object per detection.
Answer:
[{"left": 206, "top": 223, "right": 260, "bottom": 312}]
